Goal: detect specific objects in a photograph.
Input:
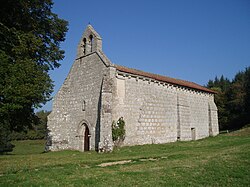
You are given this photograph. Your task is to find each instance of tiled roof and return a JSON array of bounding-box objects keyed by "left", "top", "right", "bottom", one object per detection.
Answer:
[{"left": 115, "top": 65, "right": 216, "bottom": 94}]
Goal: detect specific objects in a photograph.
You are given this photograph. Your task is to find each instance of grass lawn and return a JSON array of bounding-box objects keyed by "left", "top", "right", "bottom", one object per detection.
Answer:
[{"left": 0, "top": 128, "right": 250, "bottom": 186}]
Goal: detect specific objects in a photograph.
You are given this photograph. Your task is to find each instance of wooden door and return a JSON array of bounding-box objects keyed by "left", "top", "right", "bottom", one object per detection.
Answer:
[{"left": 84, "top": 125, "right": 90, "bottom": 151}]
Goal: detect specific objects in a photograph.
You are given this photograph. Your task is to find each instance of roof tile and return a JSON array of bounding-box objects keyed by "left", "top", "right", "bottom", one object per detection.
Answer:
[{"left": 115, "top": 65, "right": 216, "bottom": 94}]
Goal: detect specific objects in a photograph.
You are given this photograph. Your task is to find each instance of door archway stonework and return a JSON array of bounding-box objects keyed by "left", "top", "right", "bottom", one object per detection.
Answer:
[{"left": 77, "top": 120, "right": 91, "bottom": 151}]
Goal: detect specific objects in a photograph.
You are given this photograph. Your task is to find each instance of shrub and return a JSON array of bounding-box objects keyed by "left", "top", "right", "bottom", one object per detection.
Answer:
[{"left": 112, "top": 117, "right": 126, "bottom": 146}]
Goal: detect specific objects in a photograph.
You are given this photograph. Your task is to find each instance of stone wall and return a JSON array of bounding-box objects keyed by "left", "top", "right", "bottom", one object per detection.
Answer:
[
  {"left": 112, "top": 72, "right": 219, "bottom": 146},
  {"left": 46, "top": 53, "right": 108, "bottom": 151}
]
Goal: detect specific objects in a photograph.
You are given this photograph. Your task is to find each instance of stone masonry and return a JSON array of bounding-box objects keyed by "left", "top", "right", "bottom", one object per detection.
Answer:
[{"left": 46, "top": 25, "right": 219, "bottom": 152}]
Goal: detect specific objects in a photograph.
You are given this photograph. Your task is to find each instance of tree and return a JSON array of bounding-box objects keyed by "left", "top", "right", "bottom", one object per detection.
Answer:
[
  {"left": 244, "top": 68, "right": 250, "bottom": 124},
  {"left": 34, "top": 110, "right": 51, "bottom": 139},
  {"left": 207, "top": 67, "right": 250, "bottom": 131},
  {"left": 0, "top": 0, "right": 68, "bottom": 153},
  {"left": 227, "top": 68, "right": 250, "bottom": 129},
  {"left": 9, "top": 110, "right": 51, "bottom": 140},
  {"left": 207, "top": 76, "right": 231, "bottom": 130}
]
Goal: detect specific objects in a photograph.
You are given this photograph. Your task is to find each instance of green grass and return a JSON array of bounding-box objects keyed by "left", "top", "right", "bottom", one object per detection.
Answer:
[{"left": 0, "top": 129, "right": 250, "bottom": 187}]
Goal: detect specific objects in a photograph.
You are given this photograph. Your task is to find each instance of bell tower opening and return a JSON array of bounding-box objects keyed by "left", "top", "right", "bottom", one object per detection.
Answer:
[
  {"left": 89, "top": 35, "right": 94, "bottom": 52},
  {"left": 77, "top": 24, "right": 103, "bottom": 58},
  {"left": 82, "top": 38, "right": 86, "bottom": 55}
]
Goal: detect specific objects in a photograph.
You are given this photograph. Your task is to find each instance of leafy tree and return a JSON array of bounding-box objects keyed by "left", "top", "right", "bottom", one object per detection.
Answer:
[
  {"left": 9, "top": 110, "right": 51, "bottom": 140},
  {"left": 34, "top": 110, "right": 51, "bottom": 138},
  {"left": 0, "top": 0, "right": 68, "bottom": 153}
]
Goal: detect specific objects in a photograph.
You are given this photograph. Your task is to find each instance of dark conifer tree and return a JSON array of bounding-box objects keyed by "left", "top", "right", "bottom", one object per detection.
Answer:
[{"left": 207, "top": 67, "right": 250, "bottom": 131}]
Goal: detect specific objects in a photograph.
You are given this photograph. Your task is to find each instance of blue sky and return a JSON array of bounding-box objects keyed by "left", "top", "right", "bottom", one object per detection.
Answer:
[{"left": 40, "top": 0, "right": 250, "bottom": 111}]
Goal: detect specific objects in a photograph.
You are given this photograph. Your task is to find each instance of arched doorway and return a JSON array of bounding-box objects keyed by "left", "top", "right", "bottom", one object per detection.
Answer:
[
  {"left": 78, "top": 121, "right": 91, "bottom": 152},
  {"left": 84, "top": 124, "right": 90, "bottom": 151}
]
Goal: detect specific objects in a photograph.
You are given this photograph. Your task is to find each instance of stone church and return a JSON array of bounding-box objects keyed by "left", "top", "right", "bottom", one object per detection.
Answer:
[{"left": 46, "top": 25, "right": 219, "bottom": 152}]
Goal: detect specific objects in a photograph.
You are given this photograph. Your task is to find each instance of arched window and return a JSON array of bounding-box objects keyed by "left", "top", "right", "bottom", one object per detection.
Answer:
[
  {"left": 82, "top": 38, "right": 86, "bottom": 55},
  {"left": 89, "top": 35, "right": 94, "bottom": 52}
]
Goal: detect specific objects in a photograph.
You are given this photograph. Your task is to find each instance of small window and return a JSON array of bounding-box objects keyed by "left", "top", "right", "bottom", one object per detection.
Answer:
[{"left": 82, "top": 100, "right": 86, "bottom": 111}]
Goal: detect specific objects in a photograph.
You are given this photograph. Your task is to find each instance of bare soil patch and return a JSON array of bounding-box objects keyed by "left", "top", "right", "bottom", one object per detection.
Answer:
[{"left": 98, "top": 160, "right": 132, "bottom": 167}]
